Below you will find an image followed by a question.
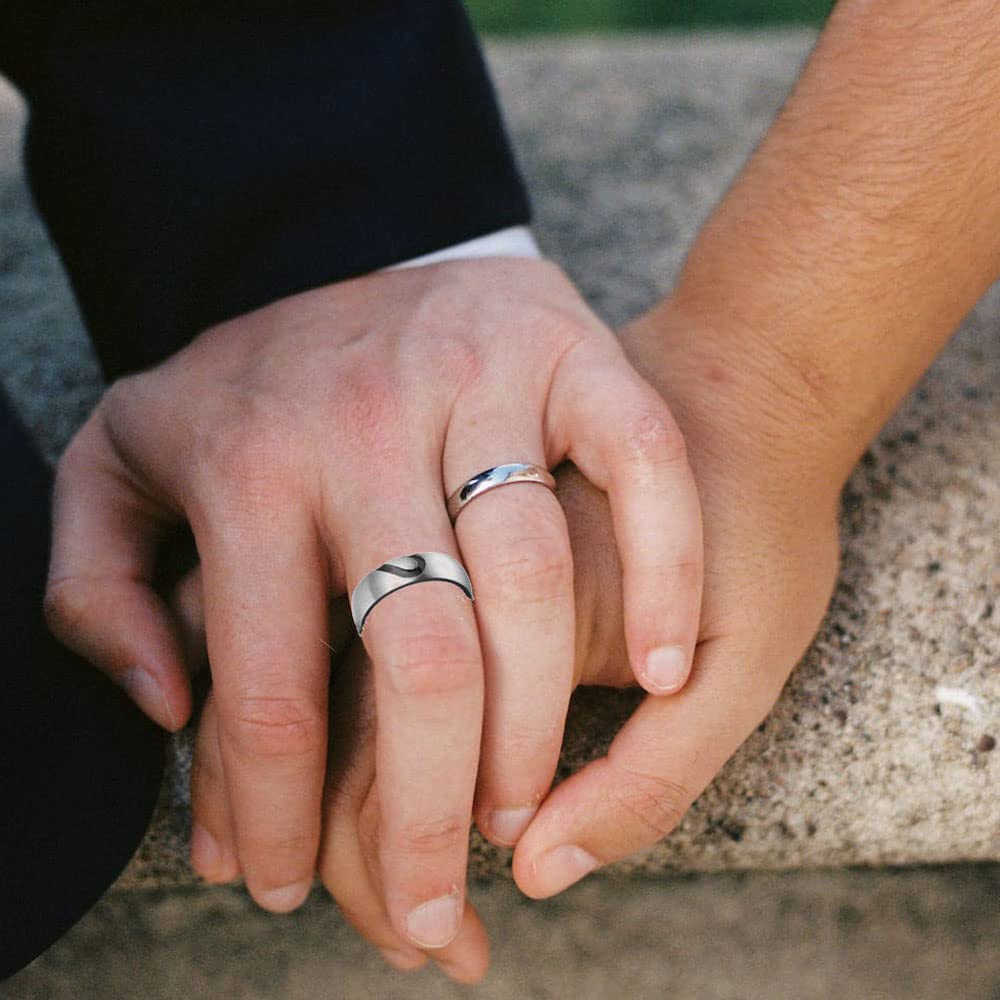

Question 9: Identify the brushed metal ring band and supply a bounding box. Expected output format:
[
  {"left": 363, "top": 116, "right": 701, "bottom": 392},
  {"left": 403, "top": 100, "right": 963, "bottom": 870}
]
[
  {"left": 446, "top": 462, "right": 557, "bottom": 524},
  {"left": 350, "top": 551, "right": 474, "bottom": 635}
]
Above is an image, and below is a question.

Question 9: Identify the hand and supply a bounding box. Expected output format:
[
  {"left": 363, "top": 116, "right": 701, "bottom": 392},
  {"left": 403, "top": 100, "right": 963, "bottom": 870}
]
[
  {"left": 509, "top": 302, "right": 844, "bottom": 898},
  {"left": 185, "top": 295, "right": 841, "bottom": 980},
  {"left": 44, "top": 258, "right": 703, "bottom": 946}
]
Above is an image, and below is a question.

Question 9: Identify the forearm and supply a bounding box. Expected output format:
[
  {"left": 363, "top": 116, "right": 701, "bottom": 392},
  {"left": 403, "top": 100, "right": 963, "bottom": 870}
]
[{"left": 643, "top": 0, "right": 1000, "bottom": 485}]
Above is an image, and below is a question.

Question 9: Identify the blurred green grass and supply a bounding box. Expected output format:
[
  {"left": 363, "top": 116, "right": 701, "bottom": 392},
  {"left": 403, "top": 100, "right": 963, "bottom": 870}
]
[{"left": 466, "top": 0, "right": 833, "bottom": 33}]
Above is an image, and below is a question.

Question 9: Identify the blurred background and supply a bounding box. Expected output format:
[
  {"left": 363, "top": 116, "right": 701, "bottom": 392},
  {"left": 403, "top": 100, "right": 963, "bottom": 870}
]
[{"left": 466, "top": 0, "right": 834, "bottom": 33}]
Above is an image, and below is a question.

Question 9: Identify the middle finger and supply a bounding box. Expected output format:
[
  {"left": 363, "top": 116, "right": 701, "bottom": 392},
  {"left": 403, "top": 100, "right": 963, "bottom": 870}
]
[
  {"left": 320, "top": 639, "right": 490, "bottom": 980},
  {"left": 330, "top": 463, "right": 484, "bottom": 951}
]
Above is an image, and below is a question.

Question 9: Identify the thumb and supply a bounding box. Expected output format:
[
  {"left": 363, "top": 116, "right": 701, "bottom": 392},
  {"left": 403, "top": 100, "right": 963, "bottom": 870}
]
[{"left": 512, "top": 634, "right": 784, "bottom": 898}]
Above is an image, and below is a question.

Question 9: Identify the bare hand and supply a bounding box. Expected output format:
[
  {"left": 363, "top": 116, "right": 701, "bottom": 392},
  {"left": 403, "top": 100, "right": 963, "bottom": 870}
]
[{"left": 45, "top": 259, "right": 703, "bottom": 948}]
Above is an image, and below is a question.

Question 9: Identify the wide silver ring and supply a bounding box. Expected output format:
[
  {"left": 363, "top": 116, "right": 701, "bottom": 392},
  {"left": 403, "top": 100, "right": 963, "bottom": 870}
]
[
  {"left": 350, "top": 551, "right": 474, "bottom": 635},
  {"left": 446, "top": 462, "right": 556, "bottom": 523}
]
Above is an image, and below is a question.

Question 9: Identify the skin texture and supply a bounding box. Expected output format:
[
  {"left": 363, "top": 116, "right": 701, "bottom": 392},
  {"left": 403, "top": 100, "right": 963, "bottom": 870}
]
[
  {"left": 49, "top": 0, "right": 1000, "bottom": 985},
  {"left": 186, "top": 304, "right": 844, "bottom": 978},
  {"left": 190, "top": 0, "right": 1000, "bottom": 979},
  {"left": 45, "top": 258, "right": 703, "bottom": 949}
]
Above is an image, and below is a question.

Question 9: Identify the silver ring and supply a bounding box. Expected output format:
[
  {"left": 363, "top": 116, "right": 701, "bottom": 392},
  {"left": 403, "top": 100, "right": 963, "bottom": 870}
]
[
  {"left": 446, "top": 462, "right": 556, "bottom": 523},
  {"left": 350, "top": 551, "right": 474, "bottom": 635}
]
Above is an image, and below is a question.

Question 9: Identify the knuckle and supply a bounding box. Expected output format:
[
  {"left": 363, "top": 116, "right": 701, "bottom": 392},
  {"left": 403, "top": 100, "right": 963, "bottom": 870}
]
[
  {"left": 43, "top": 577, "right": 93, "bottom": 643},
  {"left": 98, "top": 374, "right": 142, "bottom": 425},
  {"left": 193, "top": 407, "right": 291, "bottom": 506},
  {"left": 395, "top": 814, "right": 469, "bottom": 860},
  {"left": 533, "top": 307, "right": 590, "bottom": 347},
  {"left": 420, "top": 329, "right": 483, "bottom": 386},
  {"left": 231, "top": 694, "right": 325, "bottom": 760},
  {"left": 607, "top": 765, "right": 692, "bottom": 844},
  {"left": 486, "top": 510, "right": 572, "bottom": 609},
  {"left": 335, "top": 368, "right": 408, "bottom": 458},
  {"left": 54, "top": 407, "right": 121, "bottom": 489},
  {"left": 620, "top": 403, "right": 687, "bottom": 469},
  {"left": 383, "top": 629, "right": 481, "bottom": 696}
]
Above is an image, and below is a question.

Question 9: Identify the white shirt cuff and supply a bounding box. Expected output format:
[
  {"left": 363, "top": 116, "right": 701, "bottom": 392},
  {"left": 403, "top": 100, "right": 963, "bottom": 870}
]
[{"left": 383, "top": 225, "right": 542, "bottom": 270}]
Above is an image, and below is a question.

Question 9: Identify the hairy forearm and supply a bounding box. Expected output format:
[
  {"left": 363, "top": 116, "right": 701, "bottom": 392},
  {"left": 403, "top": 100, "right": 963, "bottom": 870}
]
[{"left": 644, "top": 0, "right": 1000, "bottom": 485}]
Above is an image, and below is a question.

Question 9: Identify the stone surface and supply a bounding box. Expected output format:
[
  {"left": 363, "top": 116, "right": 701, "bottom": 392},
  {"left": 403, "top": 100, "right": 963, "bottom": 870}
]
[
  {"left": 0, "top": 32, "right": 997, "bottom": 890},
  {"left": 8, "top": 866, "right": 1000, "bottom": 999}
]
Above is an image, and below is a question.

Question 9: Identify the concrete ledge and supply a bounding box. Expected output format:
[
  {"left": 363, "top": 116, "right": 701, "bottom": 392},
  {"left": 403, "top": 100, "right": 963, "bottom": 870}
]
[
  {"left": 9, "top": 868, "right": 1000, "bottom": 1000},
  {"left": 1, "top": 32, "right": 997, "bottom": 889}
]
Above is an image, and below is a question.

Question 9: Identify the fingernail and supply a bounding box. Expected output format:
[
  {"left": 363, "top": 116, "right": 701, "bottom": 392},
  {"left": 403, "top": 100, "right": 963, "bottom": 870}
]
[
  {"left": 531, "top": 844, "right": 599, "bottom": 895},
  {"left": 191, "top": 822, "right": 238, "bottom": 883},
  {"left": 644, "top": 645, "right": 689, "bottom": 694},
  {"left": 256, "top": 878, "right": 313, "bottom": 913},
  {"left": 190, "top": 821, "right": 221, "bottom": 876},
  {"left": 488, "top": 805, "right": 537, "bottom": 846},
  {"left": 380, "top": 947, "right": 427, "bottom": 971},
  {"left": 405, "top": 891, "right": 463, "bottom": 949},
  {"left": 121, "top": 666, "right": 177, "bottom": 729}
]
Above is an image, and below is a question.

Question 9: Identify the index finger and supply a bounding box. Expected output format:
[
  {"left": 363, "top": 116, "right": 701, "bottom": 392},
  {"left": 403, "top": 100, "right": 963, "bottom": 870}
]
[{"left": 45, "top": 417, "right": 191, "bottom": 730}]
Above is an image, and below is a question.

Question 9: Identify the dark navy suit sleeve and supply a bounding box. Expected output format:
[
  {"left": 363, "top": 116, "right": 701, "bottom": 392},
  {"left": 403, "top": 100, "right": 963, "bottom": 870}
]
[{"left": 0, "top": 1, "right": 531, "bottom": 379}]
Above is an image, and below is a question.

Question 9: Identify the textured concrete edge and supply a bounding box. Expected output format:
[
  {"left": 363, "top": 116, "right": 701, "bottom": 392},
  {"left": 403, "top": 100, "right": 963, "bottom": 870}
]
[{"left": 2, "top": 32, "right": 996, "bottom": 887}]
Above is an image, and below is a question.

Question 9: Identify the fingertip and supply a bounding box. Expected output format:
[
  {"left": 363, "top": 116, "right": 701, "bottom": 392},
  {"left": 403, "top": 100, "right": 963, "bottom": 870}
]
[
  {"left": 476, "top": 804, "right": 537, "bottom": 848},
  {"left": 251, "top": 878, "right": 314, "bottom": 914},
  {"left": 161, "top": 669, "right": 195, "bottom": 731},
  {"left": 403, "top": 891, "right": 464, "bottom": 949},
  {"left": 639, "top": 644, "right": 692, "bottom": 696},
  {"left": 434, "top": 906, "right": 491, "bottom": 983},
  {"left": 190, "top": 820, "right": 240, "bottom": 884},
  {"left": 120, "top": 665, "right": 186, "bottom": 730},
  {"left": 512, "top": 841, "right": 600, "bottom": 900},
  {"left": 435, "top": 952, "right": 490, "bottom": 984},
  {"left": 380, "top": 947, "right": 429, "bottom": 972},
  {"left": 510, "top": 838, "right": 550, "bottom": 899}
]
